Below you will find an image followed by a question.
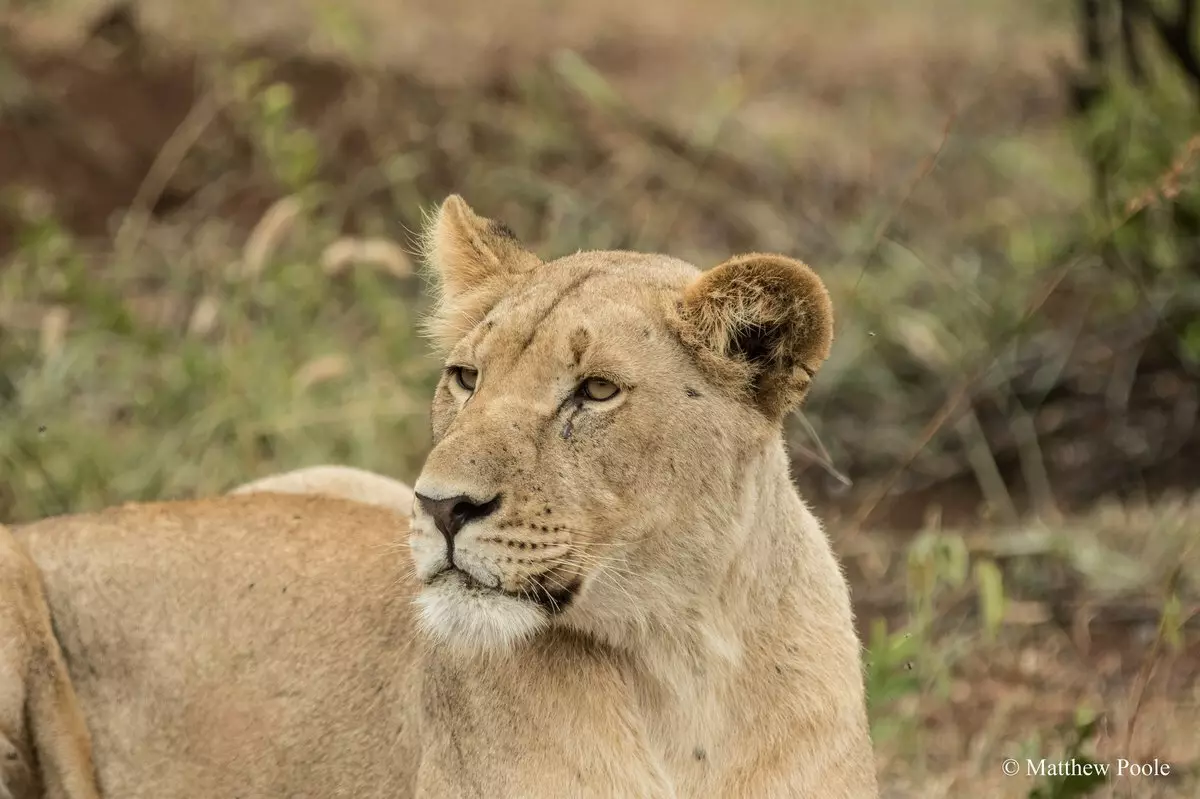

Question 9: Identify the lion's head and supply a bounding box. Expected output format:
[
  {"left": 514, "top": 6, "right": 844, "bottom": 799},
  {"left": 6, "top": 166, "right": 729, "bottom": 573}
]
[{"left": 409, "top": 196, "right": 834, "bottom": 655}]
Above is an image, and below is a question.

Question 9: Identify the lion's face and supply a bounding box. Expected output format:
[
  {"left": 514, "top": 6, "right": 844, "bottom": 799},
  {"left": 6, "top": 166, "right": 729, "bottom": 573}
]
[
  {"left": 409, "top": 197, "right": 834, "bottom": 654},
  {"left": 411, "top": 253, "right": 726, "bottom": 652}
]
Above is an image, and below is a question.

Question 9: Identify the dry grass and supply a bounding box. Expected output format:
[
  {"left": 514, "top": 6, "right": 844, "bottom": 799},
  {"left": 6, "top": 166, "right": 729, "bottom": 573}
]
[{"left": 1, "top": 1, "right": 1197, "bottom": 796}]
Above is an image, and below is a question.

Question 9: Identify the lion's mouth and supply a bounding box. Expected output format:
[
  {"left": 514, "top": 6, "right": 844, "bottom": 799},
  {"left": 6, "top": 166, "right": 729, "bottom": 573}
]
[
  {"left": 428, "top": 566, "right": 494, "bottom": 593},
  {"left": 428, "top": 567, "right": 580, "bottom": 614}
]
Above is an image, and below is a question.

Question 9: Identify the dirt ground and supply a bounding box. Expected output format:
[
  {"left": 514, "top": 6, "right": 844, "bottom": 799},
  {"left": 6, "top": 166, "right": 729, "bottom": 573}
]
[{"left": 1, "top": 1, "right": 1197, "bottom": 796}]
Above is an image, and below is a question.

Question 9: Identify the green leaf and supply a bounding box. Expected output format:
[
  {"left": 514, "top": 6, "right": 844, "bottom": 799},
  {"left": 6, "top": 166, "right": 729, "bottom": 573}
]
[{"left": 974, "top": 559, "right": 1006, "bottom": 642}]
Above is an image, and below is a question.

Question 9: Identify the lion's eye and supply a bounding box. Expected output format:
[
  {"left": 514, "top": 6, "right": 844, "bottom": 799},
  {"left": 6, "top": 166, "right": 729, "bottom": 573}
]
[
  {"left": 451, "top": 366, "right": 478, "bottom": 392},
  {"left": 579, "top": 377, "right": 620, "bottom": 402}
]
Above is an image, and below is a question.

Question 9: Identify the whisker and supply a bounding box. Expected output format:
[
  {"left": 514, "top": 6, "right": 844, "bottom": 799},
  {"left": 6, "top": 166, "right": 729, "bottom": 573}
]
[
  {"left": 561, "top": 550, "right": 640, "bottom": 581},
  {"left": 534, "top": 554, "right": 638, "bottom": 585},
  {"left": 536, "top": 570, "right": 575, "bottom": 596},
  {"left": 534, "top": 555, "right": 642, "bottom": 612}
]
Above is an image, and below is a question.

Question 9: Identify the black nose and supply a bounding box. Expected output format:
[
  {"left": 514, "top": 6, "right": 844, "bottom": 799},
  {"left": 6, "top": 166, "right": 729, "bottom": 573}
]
[{"left": 415, "top": 492, "right": 500, "bottom": 549}]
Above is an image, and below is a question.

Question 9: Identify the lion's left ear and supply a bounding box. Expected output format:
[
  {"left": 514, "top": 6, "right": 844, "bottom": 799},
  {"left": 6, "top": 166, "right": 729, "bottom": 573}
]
[
  {"left": 675, "top": 253, "right": 833, "bottom": 420},
  {"left": 421, "top": 195, "right": 542, "bottom": 350}
]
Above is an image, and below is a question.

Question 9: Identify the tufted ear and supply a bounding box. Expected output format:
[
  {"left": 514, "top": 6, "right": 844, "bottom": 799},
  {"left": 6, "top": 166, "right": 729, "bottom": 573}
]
[
  {"left": 675, "top": 253, "right": 833, "bottom": 420},
  {"left": 420, "top": 195, "right": 542, "bottom": 350}
]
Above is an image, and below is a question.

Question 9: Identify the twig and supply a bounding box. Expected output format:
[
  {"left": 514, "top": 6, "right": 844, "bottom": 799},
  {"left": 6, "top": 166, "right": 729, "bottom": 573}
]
[
  {"left": 1003, "top": 390, "right": 1060, "bottom": 522},
  {"left": 847, "top": 109, "right": 958, "bottom": 304},
  {"left": 793, "top": 409, "right": 851, "bottom": 486},
  {"left": 1119, "top": 580, "right": 1173, "bottom": 765},
  {"left": 955, "top": 406, "right": 1019, "bottom": 525},
  {"left": 113, "top": 88, "right": 224, "bottom": 257}
]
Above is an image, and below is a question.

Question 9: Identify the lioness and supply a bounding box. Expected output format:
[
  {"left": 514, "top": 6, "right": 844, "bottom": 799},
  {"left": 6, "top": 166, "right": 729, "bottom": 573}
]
[{"left": 0, "top": 196, "right": 877, "bottom": 797}]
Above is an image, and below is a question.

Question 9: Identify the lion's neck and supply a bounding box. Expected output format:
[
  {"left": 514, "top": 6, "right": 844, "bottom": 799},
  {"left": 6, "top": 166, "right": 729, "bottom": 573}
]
[
  {"left": 644, "top": 438, "right": 809, "bottom": 648},
  {"left": 619, "top": 439, "right": 854, "bottom": 766}
]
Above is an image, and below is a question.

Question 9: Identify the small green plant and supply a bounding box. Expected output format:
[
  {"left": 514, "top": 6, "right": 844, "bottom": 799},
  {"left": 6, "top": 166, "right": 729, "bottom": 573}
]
[
  {"left": 228, "top": 60, "right": 322, "bottom": 193},
  {"left": 973, "top": 557, "right": 1006, "bottom": 643},
  {"left": 865, "top": 531, "right": 972, "bottom": 743},
  {"left": 865, "top": 532, "right": 1013, "bottom": 748},
  {"left": 905, "top": 530, "right": 969, "bottom": 695},
  {"left": 863, "top": 619, "right": 920, "bottom": 743}
]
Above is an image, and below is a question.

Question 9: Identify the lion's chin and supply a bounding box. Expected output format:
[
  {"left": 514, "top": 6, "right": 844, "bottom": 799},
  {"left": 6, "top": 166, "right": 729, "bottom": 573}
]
[{"left": 414, "top": 570, "right": 549, "bottom": 655}]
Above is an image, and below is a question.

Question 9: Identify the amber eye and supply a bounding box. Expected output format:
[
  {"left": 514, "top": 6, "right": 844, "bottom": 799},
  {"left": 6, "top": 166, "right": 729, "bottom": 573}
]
[
  {"left": 451, "top": 366, "right": 478, "bottom": 392},
  {"left": 579, "top": 377, "right": 620, "bottom": 402}
]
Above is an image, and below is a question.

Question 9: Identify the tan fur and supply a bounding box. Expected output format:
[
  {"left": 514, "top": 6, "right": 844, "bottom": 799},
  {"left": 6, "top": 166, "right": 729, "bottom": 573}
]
[
  {"left": 0, "top": 196, "right": 876, "bottom": 798},
  {"left": 0, "top": 526, "right": 101, "bottom": 799},
  {"left": 230, "top": 465, "right": 416, "bottom": 517}
]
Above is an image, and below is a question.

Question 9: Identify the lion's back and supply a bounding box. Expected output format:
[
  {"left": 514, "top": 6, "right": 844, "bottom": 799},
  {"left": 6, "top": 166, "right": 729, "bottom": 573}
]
[{"left": 16, "top": 494, "right": 423, "bottom": 799}]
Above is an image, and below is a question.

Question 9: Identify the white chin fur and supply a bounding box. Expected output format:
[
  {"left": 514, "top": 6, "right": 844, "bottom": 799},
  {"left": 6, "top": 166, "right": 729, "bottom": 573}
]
[{"left": 415, "top": 577, "right": 548, "bottom": 655}]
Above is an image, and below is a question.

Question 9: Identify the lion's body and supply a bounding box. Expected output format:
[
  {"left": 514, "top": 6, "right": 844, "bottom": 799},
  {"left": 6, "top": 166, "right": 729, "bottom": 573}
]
[
  {"left": 230, "top": 465, "right": 416, "bottom": 517},
  {"left": 9, "top": 495, "right": 421, "bottom": 798},
  {"left": 0, "top": 195, "right": 877, "bottom": 798}
]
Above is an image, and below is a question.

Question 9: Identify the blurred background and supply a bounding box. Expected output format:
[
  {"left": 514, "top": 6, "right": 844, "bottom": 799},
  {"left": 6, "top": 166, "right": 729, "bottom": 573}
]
[{"left": 1, "top": 1, "right": 1198, "bottom": 795}]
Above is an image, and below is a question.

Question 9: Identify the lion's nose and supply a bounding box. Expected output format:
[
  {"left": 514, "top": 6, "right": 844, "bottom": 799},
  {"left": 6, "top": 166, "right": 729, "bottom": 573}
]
[{"left": 415, "top": 492, "right": 500, "bottom": 549}]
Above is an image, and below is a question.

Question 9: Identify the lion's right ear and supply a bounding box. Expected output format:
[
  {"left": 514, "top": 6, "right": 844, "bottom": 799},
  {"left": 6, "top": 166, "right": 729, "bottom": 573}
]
[
  {"left": 420, "top": 195, "right": 542, "bottom": 350},
  {"left": 674, "top": 253, "right": 834, "bottom": 421}
]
